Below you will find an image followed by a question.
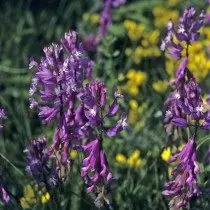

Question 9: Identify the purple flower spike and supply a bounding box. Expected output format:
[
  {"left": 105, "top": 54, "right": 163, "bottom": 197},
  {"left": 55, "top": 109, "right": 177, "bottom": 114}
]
[
  {"left": 0, "top": 186, "right": 10, "bottom": 204},
  {"left": 162, "top": 138, "right": 201, "bottom": 209},
  {"left": 81, "top": 138, "right": 113, "bottom": 192},
  {"left": 161, "top": 7, "right": 205, "bottom": 58}
]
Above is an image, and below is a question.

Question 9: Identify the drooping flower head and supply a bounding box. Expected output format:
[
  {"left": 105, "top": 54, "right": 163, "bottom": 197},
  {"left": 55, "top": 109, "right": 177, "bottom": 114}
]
[
  {"left": 81, "top": 138, "right": 113, "bottom": 193},
  {"left": 162, "top": 138, "right": 201, "bottom": 209}
]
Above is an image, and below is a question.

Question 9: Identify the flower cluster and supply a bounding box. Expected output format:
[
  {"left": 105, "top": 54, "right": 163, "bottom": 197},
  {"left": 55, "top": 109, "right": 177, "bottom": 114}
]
[
  {"left": 120, "top": 69, "right": 147, "bottom": 96},
  {"left": 162, "top": 138, "right": 200, "bottom": 209},
  {"left": 161, "top": 6, "right": 210, "bottom": 209},
  {"left": 20, "top": 184, "right": 50, "bottom": 209},
  {"left": 161, "top": 7, "right": 205, "bottom": 57},
  {"left": 116, "top": 149, "right": 143, "bottom": 168},
  {"left": 25, "top": 137, "right": 60, "bottom": 188},
  {"left": 28, "top": 30, "right": 127, "bottom": 206}
]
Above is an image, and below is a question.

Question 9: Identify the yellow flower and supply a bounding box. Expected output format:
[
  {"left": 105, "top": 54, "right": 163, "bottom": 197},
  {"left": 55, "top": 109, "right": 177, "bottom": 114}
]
[
  {"left": 20, "top": 198, "right": 31, "bottom": 209},
  {"left": 70, "top": 149, "right": 78, "bottom": 159},
  {"left": 41, "top": 192, "right": 50, "bottom": 204},
  {"left": 20, "top": 185, "right": 36, "bottom": 209},
  {"left": 161, "top": 147, "right": 171, "bottom": 162},
  {"left": 115, "top": 153, "right": 127, "bottom": 164},
  {"left": 126, "top": 69, "right": 147, "bottom": 86},
  {"left": 124, "top": 20, "right": 145, "bottom": 41},
  {"left": 127, "top": 149, "right": 142, "bottom": 168},
  {"left": 130, "top": 149, "right": 140, "bottom": 159},
  {"left": 82, "top": 13, "right": 100, "bottom": 24},
  {"left": 90, "top": 13, "right": 100, "bottom": 24},
  {"left": 129, "top": 100, "right": 138, "bottom": 110},
  {"left": 152, "top": 7, "right": 179, "bottom": 29},
  {"left": 152, "top": 80, "right": 168, "bottom": 93}
]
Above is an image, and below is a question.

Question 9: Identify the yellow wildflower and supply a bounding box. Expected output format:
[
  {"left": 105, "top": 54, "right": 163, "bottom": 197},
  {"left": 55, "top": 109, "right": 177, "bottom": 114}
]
[
  {"left": 152, "top": 80, "right": 168, "bottom": 93},
  {"left": 90, "top": 13, "right": 100, "bottom": 24},
  {"left": 41, "top": 192, "right": 50, "bottom": 204},
  {"left": 127, "top": 149, "right": 142, "bottom": 168},
  {"left": 126, "top": 69, "right": 147, "bottom": 86},
  {"left": 124, "top": 20, "right": 145, "bottom": 41},
  {"left": 153, "top": 7, "right": 179, "bottom": 29},
  {"left": 161, "top": 147, "right": 171, "bottom": 162},
  {"left": 70, "top": 149, "right": 78, "bottom": 159},
  {"left": 129, "top": 100, "right": 138, "bottom": 110},
  {"left": 82, "top": 13, "right": 100, "bottom": 24},
  {"left": 20, "top": 185, "right": 36, "bottom": 209},
  {"left": 115, "top": 153, "right": 127, "bottom": 164}
]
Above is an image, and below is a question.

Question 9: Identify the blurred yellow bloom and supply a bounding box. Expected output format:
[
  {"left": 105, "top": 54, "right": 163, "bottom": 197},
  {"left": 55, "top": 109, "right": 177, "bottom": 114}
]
[
  {"left": 116, "top": 149, "right": 143, "bottom": 168},
  {"left": 20, "top": 185, "right": 36, "bottom": 209},
  {"left": 116, "top": 153, "right": 127, "bottom": 164},
  {"left": 128, "top": 101, "right": 147, "bottom": 125},
  {"left": 127, "top": 149, "right": 142, "bottom": 168},
  {"left": 129, "top": 100, "right": 138, "bottom": 110},
  {"left": 152, "top": 80, "right": 168, "bottom": 93},
  {"left": 82, "top": 13, "right": 100, "bottom": 24},
  {"left": 161, "top": 147, "right": 171, "bottom": 162},
  {"left": 152, "top": 6, "right": 179, "bottom": 29},
  {"left": 70, "top": 149, "right": 78, "bottom": 159},
  {"left": 126, "top": 69, "right": 147, "bottom": 86},
  {"left": 124, "top": 20, "right": 145, "bottom": 41},
  {"left": 121, "top": 69, "right": 147, "bottom": 96},
  {"left": 168, "top": 0, "right": 181, "bottom": 7},
  {"left": 90, "top": 13, "right": 100, "bottom": 24},
  {"left": 41, "top": 192, "right": 50, "bottom": 204},
  {"left": 20, "top": 185, "right": 50, "bottom": 209}
]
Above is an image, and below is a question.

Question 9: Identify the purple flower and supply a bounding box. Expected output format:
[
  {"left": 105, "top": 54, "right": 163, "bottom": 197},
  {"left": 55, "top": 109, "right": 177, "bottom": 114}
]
[
  {"left": 111, "top": 0, "right": 126, "bottom": 7},
  {"left": 106, "top": 114, "right": 128, "bottom": 136},
  {"left": 164, "top": 64, "right": 209, "bottom": 132},
  {"left": 0, "top": 186, "right": 10, "bottom": 204},
  {"left": 25, "top": 137, "right": 60, "bottom": 188},
  {"left": 162, "top": 137, "right": 201, "bottom": 209},
  {"left": 0, "top": 108, "right": 6, "bottom": 129},
  {"left": 85, "top": 0, "right": 126, "bottom": 48},
  {"left": 29, "top": 31, "right": 93, "bottom": 125},
  {"left": 81, "top": 138, "right": 113, "bottom": 192},
  {"left": 161, "top": 7, "right": 205, "bottom": 58}
]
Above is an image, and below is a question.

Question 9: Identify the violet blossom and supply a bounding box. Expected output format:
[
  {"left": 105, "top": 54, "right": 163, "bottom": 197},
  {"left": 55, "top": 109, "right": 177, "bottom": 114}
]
[
  {"left": 161, "top": 7, "right": 205, "bottom": 58},
  {"left": 28, "top": 30, "right": 127, "bottom": 206},
  {"left": 0, "top": 108, "right": 6, "bottom": 129},
  {"left": 81, "top": 138, "right": 113, "bottom": 193},
  {"left": 83, "top": 0, "right": 126, "bottom": 51},
  {"left": 0, "top": 185, "right": 10, "bottom": 204},
  {"left": 25, "top": 137, "right": 60, "bottom": 188},
  {"left": 162, "top": 138, "right": 201, "bottom": 209}
]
